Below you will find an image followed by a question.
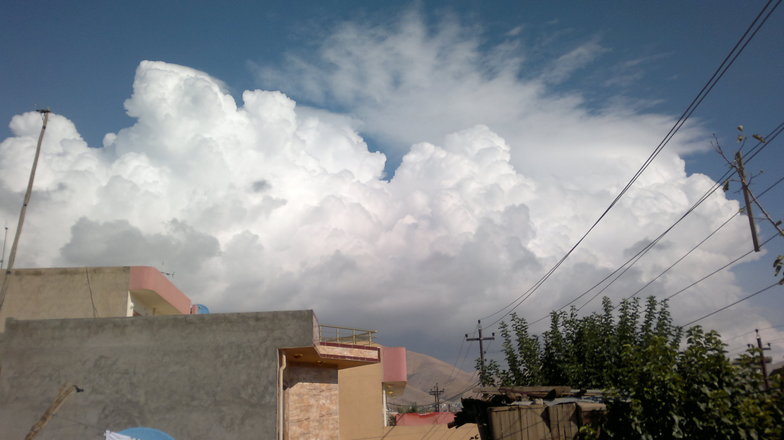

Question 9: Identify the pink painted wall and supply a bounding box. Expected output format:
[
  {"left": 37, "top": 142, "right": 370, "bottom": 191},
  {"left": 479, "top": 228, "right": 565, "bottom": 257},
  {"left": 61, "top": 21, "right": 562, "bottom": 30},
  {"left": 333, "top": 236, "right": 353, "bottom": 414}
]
[
  {"left": 395, "top": 412, "right": 456, "bottom": 426},
  {"left": 381, "top": 347, "right": 407, "bottom": 383},
  {"left": 128, "top": 266, "right": 192, "bottom": 314}
]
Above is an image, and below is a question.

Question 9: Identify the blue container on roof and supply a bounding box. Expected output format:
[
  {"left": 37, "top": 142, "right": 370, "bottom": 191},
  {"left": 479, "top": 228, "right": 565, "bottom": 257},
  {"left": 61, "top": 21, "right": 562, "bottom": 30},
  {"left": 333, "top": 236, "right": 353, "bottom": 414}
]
[{"left": 118, "top": 427, "right": 175, "bottom": 440}]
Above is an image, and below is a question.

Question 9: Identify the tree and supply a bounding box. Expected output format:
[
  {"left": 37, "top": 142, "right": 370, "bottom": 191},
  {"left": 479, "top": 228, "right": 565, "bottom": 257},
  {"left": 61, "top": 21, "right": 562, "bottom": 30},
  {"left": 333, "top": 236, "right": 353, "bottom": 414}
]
[
  {"left": 475, "top": 297, "right": 783, "bottom": 438},
  {"left": 600, "top": 327, "right": 783, "bottom": 440},
  {"left": 541, "top": 310, "right": 569, "bottom": 385},
  {"left": 498, "top": 313, "right": 543, "bottom": 386}
]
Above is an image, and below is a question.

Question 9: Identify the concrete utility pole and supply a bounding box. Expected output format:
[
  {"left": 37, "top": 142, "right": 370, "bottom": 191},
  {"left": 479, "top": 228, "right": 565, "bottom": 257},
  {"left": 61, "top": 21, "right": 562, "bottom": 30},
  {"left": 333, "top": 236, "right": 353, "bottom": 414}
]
[
  {"left": 755, "top": 329, "right": 771, "bottom": 392},
  {"left": 735, "top": 151, "right": 761, "bottom": 252},
  {"left": 429, "top": 383, "right": 444, "bottom": 412},
  {"left": 0, "top": 109, "right": 49, "bottom": 311},
  {"left": 466, "top": 320, "right": 495, "bottom": 384},
  {"left": 1, "top": 225, "right": 8, "bottom": 269}
]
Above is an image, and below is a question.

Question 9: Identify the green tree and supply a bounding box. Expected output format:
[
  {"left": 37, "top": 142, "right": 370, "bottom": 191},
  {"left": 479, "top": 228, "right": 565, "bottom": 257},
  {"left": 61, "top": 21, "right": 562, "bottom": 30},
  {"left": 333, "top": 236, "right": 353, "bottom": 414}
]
[
  {"left": 541, "top": 310, "right": 569, "bottom": 385},
  {"left": 476, "top": 356, "right": 502, "bottom": 387},
  {"left": 599, "top": 327, "right": 783, "bottom": 440},
  {"left": 497, "top": 313, "right": 543, "bottom": 386},
  {"left": 474, "top": 297, "right": 782, "bottom": 439}
]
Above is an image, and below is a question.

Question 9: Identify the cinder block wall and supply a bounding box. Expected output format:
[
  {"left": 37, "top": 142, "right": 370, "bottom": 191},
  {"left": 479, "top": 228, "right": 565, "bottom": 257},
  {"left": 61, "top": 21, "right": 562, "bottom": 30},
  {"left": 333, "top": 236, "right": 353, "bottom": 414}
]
[{"left": 0, "top": 310, "right": 315, "bottom": 439}]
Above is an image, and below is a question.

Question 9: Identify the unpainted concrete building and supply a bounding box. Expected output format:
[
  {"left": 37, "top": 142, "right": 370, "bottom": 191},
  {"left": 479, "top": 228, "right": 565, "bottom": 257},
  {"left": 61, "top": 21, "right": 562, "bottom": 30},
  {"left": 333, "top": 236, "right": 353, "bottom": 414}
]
[
  {"left": 0, "top": 266, "right": 411, "bottom": 439},
  {"left": 0, "top": 266, "right": 192, "bottom": 332}
]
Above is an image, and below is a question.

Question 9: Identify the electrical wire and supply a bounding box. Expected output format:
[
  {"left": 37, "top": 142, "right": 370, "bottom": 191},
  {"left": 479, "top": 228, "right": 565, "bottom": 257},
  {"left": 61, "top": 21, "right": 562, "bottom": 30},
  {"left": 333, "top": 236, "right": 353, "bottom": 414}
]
[
  {"left": 573, "top": 185, "right": 731, "bottom": 311},
  {"left": 725, "top": 324, "right": 784, "bottom": 344},
  {"left": 477, "top": 0, "right": 782, "bottom": 327},
  {"left": 523, "top": 122, "right": 784, "bottom": 327},
  {"left": 443, "top": 337, "right": 468, "bottom": 388},
  {"left": 522, "top": 176, "right": 732, "bottom": 327},
  {"left": 581, "top": 121, "right": 784, "bottom": 304},
  {"left": 624, "top": 213, "right": 740, "bottom": 299},
  {"left": 665, "top": 232, "right": 779, "bottom": 301},
  {"left": 658, "top": 172, "right": 784, "bottom": 303},
  {"left": 682, "top": 281, "right": 783, "bottom": 327}
]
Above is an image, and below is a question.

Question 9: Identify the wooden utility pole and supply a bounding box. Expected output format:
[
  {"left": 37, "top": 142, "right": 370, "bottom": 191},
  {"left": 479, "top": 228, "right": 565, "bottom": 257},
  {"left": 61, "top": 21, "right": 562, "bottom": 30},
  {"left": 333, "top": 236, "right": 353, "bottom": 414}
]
[
  {"left": 755, "top": 329, "right": 771, "bottom": 392},
  {"left": 466, "top": 320, "right": 495, "bottom": 385},
  {"left": 0, "top": 109, "right": 49, "bottom": 310},
  {"left": 429, "top": 383, "right": 444, "bottom": 412},
  {"left": 735, "top": 151, "right": 761, "bottom": 252}
]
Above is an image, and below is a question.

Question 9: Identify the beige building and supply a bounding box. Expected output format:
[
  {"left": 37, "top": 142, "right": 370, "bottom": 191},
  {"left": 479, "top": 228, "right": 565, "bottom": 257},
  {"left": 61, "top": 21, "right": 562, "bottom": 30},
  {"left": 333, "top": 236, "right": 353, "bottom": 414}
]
[
  {"left": 0, "top": 266, "right": 192, "bottom": 332},
  {"left": 0, "top": 266, "right": 478, "bottom": 439}
]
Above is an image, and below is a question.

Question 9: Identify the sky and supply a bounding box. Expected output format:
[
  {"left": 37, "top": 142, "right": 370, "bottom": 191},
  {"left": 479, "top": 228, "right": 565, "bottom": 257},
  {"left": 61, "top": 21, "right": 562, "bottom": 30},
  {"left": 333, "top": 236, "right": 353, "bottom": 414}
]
[{"left": 1, "top": 1, "right": 783, "bottom": 370}]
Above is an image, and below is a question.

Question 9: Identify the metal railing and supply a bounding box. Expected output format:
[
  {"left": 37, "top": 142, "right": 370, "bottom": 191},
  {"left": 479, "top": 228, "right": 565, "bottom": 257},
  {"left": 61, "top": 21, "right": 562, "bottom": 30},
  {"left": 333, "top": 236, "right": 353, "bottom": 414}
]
[{"left": 318, "top": 325, "right": 377, "bottom": 346}]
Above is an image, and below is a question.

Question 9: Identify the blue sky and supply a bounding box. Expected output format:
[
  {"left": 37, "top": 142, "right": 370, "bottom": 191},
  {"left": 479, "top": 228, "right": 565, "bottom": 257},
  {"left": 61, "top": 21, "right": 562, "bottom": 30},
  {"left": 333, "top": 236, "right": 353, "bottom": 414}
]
[
  {"left": 1, "top": 1, "right": 783, "bottom": 364},
  {"left": 4, "top": 1, "right": 782, "bottom": 153}
]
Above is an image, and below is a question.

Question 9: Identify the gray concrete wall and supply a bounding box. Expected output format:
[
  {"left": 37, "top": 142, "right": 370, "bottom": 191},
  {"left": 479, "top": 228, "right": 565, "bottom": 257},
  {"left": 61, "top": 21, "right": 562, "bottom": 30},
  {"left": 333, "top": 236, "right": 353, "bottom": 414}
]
[
  {"left": 0, "top": 310, "right": 316, "bottom": 439},
  {"left": 0, "top": 267, "right": 132, "bottom": 331}
]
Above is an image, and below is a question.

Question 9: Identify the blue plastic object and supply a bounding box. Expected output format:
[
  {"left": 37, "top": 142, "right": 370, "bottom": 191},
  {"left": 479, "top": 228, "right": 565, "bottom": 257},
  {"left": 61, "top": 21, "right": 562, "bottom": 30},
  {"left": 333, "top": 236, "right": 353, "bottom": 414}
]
[
  {"left": 117, "top": 427, "right": 175, "bottom": 440},
  {"left": 194, "top": 304, "right": 210, "bottom": 314}
]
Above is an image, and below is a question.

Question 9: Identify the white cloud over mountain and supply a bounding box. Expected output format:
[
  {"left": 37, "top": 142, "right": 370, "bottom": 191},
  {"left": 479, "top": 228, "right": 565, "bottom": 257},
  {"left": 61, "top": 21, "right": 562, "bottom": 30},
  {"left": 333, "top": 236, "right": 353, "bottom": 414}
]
[{"left": 1, "top": 11, "right": 780, "bottom": 361}]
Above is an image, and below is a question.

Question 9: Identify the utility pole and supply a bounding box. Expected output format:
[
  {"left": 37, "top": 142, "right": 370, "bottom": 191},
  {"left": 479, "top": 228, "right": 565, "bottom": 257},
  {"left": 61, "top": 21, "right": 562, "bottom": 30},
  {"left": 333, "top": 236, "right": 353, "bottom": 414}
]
[
  {"left": 735, "top": 151, "right": 761, "bottom": 252},
  {"left": 0, "top": 109, "right": 49, "bottom": 311},
  {"left": 755, "top": 329, "right": 771, "bottom": 392},
  {"left": 429, "top": 383, "right": 444, "bottom": 412},
  {"left": 1, "top": 225, "right": 8, "bottom": 270},
  {"left": 466, "top": 320, "right": 495, "bottom": 385}
]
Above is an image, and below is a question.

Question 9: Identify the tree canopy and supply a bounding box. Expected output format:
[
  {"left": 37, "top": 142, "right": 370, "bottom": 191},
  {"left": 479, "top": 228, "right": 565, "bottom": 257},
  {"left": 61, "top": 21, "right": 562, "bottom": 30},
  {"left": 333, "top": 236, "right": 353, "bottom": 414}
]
[{"left": 476, "top": 296, "right": 783, "bottom": 439}]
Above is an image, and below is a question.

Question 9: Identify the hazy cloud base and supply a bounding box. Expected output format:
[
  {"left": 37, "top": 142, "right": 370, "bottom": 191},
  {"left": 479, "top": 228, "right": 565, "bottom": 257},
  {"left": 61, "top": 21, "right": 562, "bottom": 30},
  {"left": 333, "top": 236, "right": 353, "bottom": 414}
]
[{"left": 1, "top": 12, "right": 779, "bottom": 362}]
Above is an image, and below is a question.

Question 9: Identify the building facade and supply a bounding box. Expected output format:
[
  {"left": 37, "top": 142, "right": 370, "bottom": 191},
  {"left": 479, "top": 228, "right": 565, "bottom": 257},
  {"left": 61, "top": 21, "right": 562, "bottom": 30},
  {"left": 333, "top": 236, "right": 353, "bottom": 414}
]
[
  {"left": 0, "top": 266, "right": 192, "bottom": 332},
  {"left": 0, "top": 266, "right": 415, "bottom": 439}
]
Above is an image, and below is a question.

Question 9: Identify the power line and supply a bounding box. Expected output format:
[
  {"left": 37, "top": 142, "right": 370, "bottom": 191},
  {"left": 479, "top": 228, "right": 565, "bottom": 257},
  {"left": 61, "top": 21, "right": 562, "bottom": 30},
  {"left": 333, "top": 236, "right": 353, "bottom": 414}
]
[
  {"left": 660, "top": 168, "right": 784, "bottom": 303},
  {"left": 573, "top": 186, "right": 732, "bottom": 311},
  {"left": 442, "top": 337, "right": 469, "bottom": 389},
  {"left": 624, "top": 213, "right": 739, "bottom": 300},
  {"left": 682, "top": 281, "right": 782, "bottom": 327},
  {"left": 665, "top": 232, "right": 779, "bottom": 301},
  {"left": 441, "top": 379, "right": 482, "bottom": 403},
  {"left": 520, "top": 177, "right": 731, "bottom": 327},
  {"left": 478, "top": 1, "right": 781, "bottom": 327},
  {"left": 725, "top": 324, "right": 784, "bottom": 344},
  {"left": 523, "top": 122, "right": 784, "bottom": 327},
  {"left": 623, "top": 168, "right": 783, "bottom": 304},
  {"left": 588, "top": 122, "right": 784, "bottom": 300}
]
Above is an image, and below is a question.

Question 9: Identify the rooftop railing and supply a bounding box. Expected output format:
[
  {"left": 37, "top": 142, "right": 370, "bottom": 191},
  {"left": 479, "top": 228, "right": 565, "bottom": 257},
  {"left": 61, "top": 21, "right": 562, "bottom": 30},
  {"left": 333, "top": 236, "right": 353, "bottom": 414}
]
[{"left": 319, "top": 325, "right": 377, "bottom": 346}]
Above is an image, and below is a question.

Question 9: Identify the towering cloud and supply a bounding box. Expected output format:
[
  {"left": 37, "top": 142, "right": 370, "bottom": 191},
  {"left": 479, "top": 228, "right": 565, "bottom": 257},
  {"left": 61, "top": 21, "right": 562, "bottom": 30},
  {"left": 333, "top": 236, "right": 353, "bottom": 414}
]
[{"left": 0, "top": 12, "right": 778, "bottom": 362}]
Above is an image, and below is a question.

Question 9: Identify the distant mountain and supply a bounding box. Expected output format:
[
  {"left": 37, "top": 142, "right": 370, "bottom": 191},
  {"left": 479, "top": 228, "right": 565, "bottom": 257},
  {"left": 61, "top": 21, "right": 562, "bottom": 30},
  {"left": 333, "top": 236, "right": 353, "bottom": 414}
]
[{"left": 388, "top": 350, "right": 478, "bottom": 411}]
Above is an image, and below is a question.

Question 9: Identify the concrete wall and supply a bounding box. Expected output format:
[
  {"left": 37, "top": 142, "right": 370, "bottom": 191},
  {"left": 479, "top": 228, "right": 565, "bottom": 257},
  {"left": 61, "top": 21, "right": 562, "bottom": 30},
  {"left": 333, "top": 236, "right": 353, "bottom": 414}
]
[
  {"left": 0, "top": 310, "right": 316, "bottom": 439},
  {"left": 0, "top": 267, "right": 132, "bottom": 331}
]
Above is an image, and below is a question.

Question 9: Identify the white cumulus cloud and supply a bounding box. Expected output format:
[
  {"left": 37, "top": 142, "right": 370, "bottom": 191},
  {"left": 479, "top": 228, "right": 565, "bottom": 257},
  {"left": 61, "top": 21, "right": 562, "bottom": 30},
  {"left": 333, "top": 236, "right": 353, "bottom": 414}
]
[{"left": 1, "top": 11, "right": 781, "bottom": 362}]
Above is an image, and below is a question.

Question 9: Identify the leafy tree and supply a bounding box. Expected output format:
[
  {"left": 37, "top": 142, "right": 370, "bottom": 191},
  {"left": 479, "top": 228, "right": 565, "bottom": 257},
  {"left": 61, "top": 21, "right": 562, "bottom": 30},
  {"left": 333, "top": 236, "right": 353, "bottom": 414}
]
[
  {"left": 476, "top": 356, "right": 502, "bottom": 387},
  {"left": 513, "top": 313, "right": 544, "bottom": 385},
  {"left": 499, "top": 319, "right": 521, "bottom": 385},
  {"left": 474, "top": 296, "right": 782, "bottom": 439},
  {"left": 541, "top": 310, "right": 569, "bottom": 385},
  {"left": 600, "top": 327, "right": 783, "bottom": 440}
]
